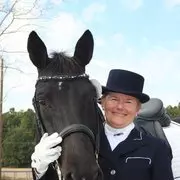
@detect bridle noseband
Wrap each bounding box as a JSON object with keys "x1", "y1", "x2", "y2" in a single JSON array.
[{"x1": 33, "y1": 73, "x2": 103, "y2": 171}]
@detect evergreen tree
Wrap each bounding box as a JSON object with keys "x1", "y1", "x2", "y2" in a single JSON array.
[{"x1": 2, "y1": 108, "x2": 36, "y2": 167}]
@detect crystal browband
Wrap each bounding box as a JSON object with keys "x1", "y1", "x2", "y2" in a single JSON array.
[{"x1": 37, "y1": 73, "x2": 89, "y2": 81}]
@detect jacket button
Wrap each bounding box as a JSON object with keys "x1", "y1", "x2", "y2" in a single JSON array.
[{"x1": 110, "y1": 169, "x2": 116, "y2": 175}]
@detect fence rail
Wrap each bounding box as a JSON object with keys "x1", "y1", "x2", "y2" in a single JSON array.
[{"x1": 2, "y1": 168, "x2": 33, "y2": 180}]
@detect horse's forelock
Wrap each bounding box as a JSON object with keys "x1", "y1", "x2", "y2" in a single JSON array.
[{"x1": 44, "y1": 51, "x2": 84, "y2": 75}]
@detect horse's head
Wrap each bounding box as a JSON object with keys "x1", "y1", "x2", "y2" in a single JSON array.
[{"x1": 27, "y1": 30, "x2": 103, "y2": 180}]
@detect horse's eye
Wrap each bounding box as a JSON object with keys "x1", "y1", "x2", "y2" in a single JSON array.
[
  {"x1": 39, "y1": 100, "x2": 52, "y2": 109},
  {"x1": 39, "y1": 100, "x2": 46, "y2": 106}
]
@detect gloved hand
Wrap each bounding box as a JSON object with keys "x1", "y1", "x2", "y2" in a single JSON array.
[{"x1": 31, "y1": 132, "x2": 62, "y2": 176}]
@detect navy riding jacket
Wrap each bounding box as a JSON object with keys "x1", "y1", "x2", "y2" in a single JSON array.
[{"x1": 99, "y1": 127, "x2": 174, "y2": 180}]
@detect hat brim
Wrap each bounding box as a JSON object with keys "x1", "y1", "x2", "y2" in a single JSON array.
[{"x1": 102, "y1": 86, "x2": 150, "y2": 103}]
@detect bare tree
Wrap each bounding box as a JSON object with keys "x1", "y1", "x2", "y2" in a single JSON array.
[
  {"x1": 0, "y1": 0, "x2": 47, "y2": 53},
  {"x1": 0, "y1": 0, "x2": 48, "y2": 99},
  {"x1": 0, "y1": 0, "x2": 52, "y2": 178}
]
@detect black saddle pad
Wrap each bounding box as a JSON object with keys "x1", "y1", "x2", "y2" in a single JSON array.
[{"x1": 135, "y1": 98, "x2": 171, "y2": 147}]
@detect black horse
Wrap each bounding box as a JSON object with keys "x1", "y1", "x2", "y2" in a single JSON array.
[{"x1": 27, "y1": 30, "x2": 103, "y2": 180}]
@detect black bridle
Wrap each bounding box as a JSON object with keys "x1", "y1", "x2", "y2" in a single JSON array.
[{"x1": 32, "y1": 73, "x2": 103, "y2": 176}]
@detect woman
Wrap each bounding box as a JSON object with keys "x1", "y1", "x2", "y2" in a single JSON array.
[
  {"x1": 31, "y1": 69, "x2": 174, "y2": 180},
  {"x1": 98, "y1": 69, "x2": 173, "y2": 180}
]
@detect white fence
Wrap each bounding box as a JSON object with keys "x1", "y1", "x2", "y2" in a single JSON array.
[{"x1": 2, "y1": 168, "x2": 32, "y2": 180}]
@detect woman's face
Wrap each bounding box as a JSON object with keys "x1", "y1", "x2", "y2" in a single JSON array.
[{"x1": 101, "y1": 92, "x2": 141, "y2": 128}]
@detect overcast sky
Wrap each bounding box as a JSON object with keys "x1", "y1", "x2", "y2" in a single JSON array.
[{"x1": 1, "y1": 0, "x2": 180, "y2": 112}]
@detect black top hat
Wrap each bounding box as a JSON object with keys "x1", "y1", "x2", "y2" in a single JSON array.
[{"x1": 102, "y1": 69, "x2": 150, "y2": 103}]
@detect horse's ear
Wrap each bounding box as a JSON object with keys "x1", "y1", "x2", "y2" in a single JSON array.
[
  {"x1": 74, "y1": 30, "x2": 94, "y2": 66},
  {"x1": 27, "y1": 31, "x2": 50, "y2": 69}
]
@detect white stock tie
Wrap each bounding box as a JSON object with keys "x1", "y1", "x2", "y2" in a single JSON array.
[{"x1": 104, "y1": 123, "x2": 135, "y2": 151}]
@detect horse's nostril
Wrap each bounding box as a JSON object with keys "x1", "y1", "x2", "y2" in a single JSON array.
[
  {"x1": 65, "y1": 172, "x2": 74, "y2": 180},
  {"x1": 64, "y1": 165, "x2": 101, "y2": 180},
  {"x1": 65, "y1": 173, "x2": 86, "y2": 180},
  {"x1": 92, "y1": 171, "x2": 98, "y2": 180},
  {"x1": 96, "y1": 168, "x2": 103, "y2": 180}
]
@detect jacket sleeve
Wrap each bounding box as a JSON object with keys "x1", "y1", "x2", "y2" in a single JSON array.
[
  {"x1": 151, "y1": 140, "x2": 174, "y2": 180},
  {"x1": 32, "y1": 164, "x2": 59, "y2": 180}
]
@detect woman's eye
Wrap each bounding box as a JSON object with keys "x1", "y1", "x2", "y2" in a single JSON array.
[
  {"x1": 111, "y1": 97, "x2": 117, "y2": 101},
  {"x1": 125, "y1": 100, "x2": 133, "y2": 104}
]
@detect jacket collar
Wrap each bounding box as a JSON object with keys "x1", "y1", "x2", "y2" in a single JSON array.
[
  {"x1": 104, "y1": 122, "x2": 135, "y2": 136},
  {"x1": 100, "y1": 127, "x2": 148, "y2": 160}
]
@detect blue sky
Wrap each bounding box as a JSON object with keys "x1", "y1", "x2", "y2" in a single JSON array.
[{"x1": 2, "y1": 0, "x2": 180, "y2": 112}]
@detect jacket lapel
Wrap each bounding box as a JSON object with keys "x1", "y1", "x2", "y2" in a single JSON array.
[
  {"x1": 100, "y1": 127, "x2": 148, "y2": 159},
  {"x1": 113, "y1": 128, "x2": 147, "y2": 157},
  {"x1": 99, "y1": 128, "x2": 116, "y2": 162}
]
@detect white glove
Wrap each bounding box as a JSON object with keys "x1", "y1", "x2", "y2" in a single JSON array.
[{"x1": 31, "y1": 132, "x2": 62, "y2": 177}]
